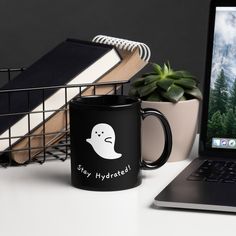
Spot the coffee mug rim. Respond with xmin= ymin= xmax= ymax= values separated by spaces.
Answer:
xmin=70 ymin=95 xmax=141 ymax=109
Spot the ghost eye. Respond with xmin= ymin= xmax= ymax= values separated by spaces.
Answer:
xmin=95 ymin=131 xmax=97 ymax=134
xmin=102 ymin=131 xmax=104 ymax=134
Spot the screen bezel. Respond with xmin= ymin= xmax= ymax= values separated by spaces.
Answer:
xmin=199 ymin=0 xmax=236 ymax=158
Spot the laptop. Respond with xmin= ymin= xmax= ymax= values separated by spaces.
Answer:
xmin=154 ymin=0 xmax=236 ymax=213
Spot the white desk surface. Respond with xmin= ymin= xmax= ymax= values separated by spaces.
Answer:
xmin=0 ymin=136 xmax=235 ymax=236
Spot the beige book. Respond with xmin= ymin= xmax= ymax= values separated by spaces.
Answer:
xmin=10 ymin=35 xmax=150 ymax=164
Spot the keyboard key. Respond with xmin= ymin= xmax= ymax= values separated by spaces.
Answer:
xmin=202 ymin=161 xmax=213 ymax=167
xmin=222 ymin=179 xmax=235 ymax=183
xmin=187 ymin=175 xmax=205 ymax=181
xmin=206 ymin=178 xmax=218 ymax=182
xmin=191 ymin=172 xmax=201 ymax=177
xmin=226 ymin=162 xmax=235 ymax=167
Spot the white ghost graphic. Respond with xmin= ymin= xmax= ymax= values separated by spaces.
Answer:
xmin=86 ymin=123 xmax=122 ymax=160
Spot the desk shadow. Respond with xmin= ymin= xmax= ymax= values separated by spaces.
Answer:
xmin=30 ymin=171 xmax=71 ymax=186
xmin=140 ymin=173 xmax=154 ymax=180
xmin=149 ymin=202 xmax=236 ymax=216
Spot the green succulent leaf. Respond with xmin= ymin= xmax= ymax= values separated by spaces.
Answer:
xmin=146 ymin=91 xmax=163 ymax=101
xmin=152 ymin=63 xmax=162 ymax=75
xmin=142 ymin=72 xmax=158 ymax=77
xmin=172 ymin=70 xmax=196 ymax=79
xmin=167 ymin=74 xmax=181 ymax=80
xmin=184 ymin=87 xmax=203 ymax=100
xmin=167 ymin=61 xmax=171 ymax=70
xmin=162 ymin=84 xmax=184 ymax=102
xmin=174 ymin=78 xmax=197 ymax=89
xmin=137 ymin=81 xmax=157 ymax=97
xmin=132 ymin=77 xmax=145 ymax=87
xmin=156 ymin=78 xmax=175 ymax=91
xmin=179 ymin=95 xmax=187 ymax=101
xmin=144 ymin=75 xmax=161 ymax=85
xmin=163 ymin=63 xmax=169 ymax=75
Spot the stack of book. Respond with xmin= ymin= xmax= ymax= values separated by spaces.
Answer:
xmin=0 ymin=35 xmax=151 ymax=164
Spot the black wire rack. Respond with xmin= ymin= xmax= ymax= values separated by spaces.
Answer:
xmin=0 ymin=67 xmax=129 ymax=167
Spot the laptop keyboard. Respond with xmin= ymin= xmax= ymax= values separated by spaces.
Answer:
xmin=187 ymin=160 xmax=236 ymax=183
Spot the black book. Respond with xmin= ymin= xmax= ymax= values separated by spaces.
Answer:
xmin=0 ymin=38 xmax=121 ymax=152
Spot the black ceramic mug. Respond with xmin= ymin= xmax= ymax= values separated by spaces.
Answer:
xmin=69 ymin=95 xmax=172 ymax=191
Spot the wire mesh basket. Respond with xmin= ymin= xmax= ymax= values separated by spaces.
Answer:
xmin=0 ymin=67 xmax=128 ymax=167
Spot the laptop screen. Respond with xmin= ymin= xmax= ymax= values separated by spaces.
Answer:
xmin=207 ymin=6 xmax=236 ymax=150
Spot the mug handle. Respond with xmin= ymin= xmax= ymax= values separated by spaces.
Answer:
xmin=140 ymin=108 xmax=172 ymax=170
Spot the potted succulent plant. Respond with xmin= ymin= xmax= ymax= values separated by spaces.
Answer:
xmin=129 ymin=62 xmax=202 ymax=162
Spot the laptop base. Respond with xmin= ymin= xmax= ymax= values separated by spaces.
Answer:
xmin=154 ymin=158 xmax=236 ymax=213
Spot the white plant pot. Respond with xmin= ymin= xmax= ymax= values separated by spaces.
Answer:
xmin=141 ymin=99 xmax=200 ymax=162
